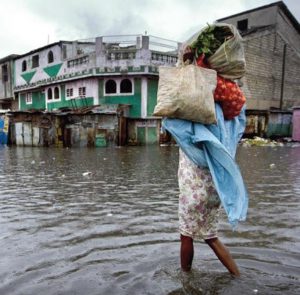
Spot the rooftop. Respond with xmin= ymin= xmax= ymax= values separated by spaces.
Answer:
xmin=217 ymin=1 xmax=300 ymax=34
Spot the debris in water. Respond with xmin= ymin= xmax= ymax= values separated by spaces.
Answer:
xmin=270 ymin=163 xmax=275 ymax=168
xmin=240 ymin=137 xmax=285 ymax=147
xmin=31 ymin=160 xmax=35 ymax=164
xmin=82 ymin=171 xmax=92 ymax=176
xmin=107 ymin=213 xmax=113 ymax=217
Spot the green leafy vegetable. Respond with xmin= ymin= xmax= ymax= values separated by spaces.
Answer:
xmin=190 ymin=24 xmax=233 ymax=58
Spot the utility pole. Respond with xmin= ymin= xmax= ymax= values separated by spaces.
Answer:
xmin=279 ymin=43 xmax=287 ymax=110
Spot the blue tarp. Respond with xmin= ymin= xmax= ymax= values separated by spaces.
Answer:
xmin=0 ymin=116 xmax=8 ymax=145
xmin=162 ymin=104 xmax=248 ymax=227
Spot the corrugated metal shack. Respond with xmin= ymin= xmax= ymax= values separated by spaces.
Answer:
xmin=7 ymin=104 xmax=129 ymax=147
xmin=245 ymin=109 xmax=292 ymax=138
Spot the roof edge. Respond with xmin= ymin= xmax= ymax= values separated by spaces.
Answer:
xmin=0 ymin=54 xmax=20 ymax=63
xmin=14 ymin=41 xmax=73 ymax=60
xmin=217 ymin=1 xmax=300 ymax=34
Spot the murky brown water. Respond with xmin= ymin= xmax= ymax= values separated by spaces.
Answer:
xmin=0 ymin=145 xmax=299 ymax=295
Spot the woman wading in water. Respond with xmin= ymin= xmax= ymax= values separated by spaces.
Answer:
xmin=163 ymin=25 xmax=249 ymax=275
xmin=176 ymin=46 xmax=240 ymax=276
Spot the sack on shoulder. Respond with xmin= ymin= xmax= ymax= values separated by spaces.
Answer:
xmin=153 ymin=64 xmax=217 ymax=124
xmin=207 ymin=23 xmax=246 ymax=80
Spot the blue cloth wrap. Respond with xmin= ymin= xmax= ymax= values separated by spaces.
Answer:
xmin=162 ymin=104 xmax=248 ymax=227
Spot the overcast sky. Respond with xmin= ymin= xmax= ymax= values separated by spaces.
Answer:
xmin=0 ymin=0 xmax=299 ymax=57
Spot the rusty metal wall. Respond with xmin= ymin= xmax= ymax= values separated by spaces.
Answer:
xmin=266 ymin=111 xmax=292 ymax=138
xmin=6 ymin=110 xmax=294 ymax=147
xmin=127 ymin=119 xmax=160 ymax=145
xmin=7 ymin=112 xmax=121 ymax=147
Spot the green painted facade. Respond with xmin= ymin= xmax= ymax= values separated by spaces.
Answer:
xmin=19 ymin=84 xmax=94 ymax=111
xmin=43 ymin=63 xmax=63 ymax=77
xmin=47 ymin=85 xmax=94 ymax=111
xmin=98 ymin=78 xmax=142 ymax=118
xmin=20 ymin=91 xmax=46 ymax=110
xmin=147 ymin=127 xmax=157 ymax=144
xmin=137 ymin=127 xmax=145 ymax=144
xmin=17 ymin=70 xmax=159 ymax=124
xmin=147 ymin=78 xmax=158 ymax=116
xmin=21 ymin=71 xmax=36 ymax=84
xmin=136 ymin=126 xmax=157 ymax=145
xmin=47 ymin=97 xmax=94 ymax=111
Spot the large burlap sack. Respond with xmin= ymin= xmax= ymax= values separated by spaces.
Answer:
xmin=153 ymin=64 xmax=217 ymax=124
xmin=208 ymin=23 xmax=246 ymax=79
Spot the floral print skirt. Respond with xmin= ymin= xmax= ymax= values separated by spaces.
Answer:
xmin=178 ymin=149 xmax=221 ymax=240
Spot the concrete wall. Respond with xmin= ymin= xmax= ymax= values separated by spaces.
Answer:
xmin=0 ymin=59 xmax=14 ymax=108
xmin=218 ymin=6 xmax=278 ymax=31
xmin=218 ymin=3 xmax=300 ymax=110
xmin=15 ymin=44 xmax=64 ymax=86
xmin=242 ymin=29 xmax=300 ymax=110
xmin=276 ymin=9 xmax=300 ymax=51
xmin=13 ymin=35 xmax=178 ymax=115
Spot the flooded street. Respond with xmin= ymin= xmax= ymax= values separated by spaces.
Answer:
xmin=0 ymin=145 xmax=299 ymax=295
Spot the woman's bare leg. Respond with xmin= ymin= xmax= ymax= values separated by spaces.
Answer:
xmin=205 ymin=237 xmax=240 ymax=276
xmin=180 ymin=234 xmax=194 ymax=271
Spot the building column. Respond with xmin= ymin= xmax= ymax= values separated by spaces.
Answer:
xmin=141 ymin=77 xmax=148 ymax=118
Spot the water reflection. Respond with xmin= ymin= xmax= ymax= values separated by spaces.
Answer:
xmin=0 ymin=145 xmax=299 ymax=294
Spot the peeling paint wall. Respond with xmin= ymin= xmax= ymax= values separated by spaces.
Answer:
xmin=127 ymin=119 xmax=160 ymax=145
xmin=8 ymin=111 xmax=123 ymax=147
xmin=266 ymin=111 xmax=292 ymax=138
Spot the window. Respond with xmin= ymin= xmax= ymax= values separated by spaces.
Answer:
xmin=25 ymin=93 xmax=32 ymax=104
xmin=67 ymin=56 xmax=89 ymax=67
xmin=46 ymin=87 xmax=60 ymax=102
xmin=22 ymin=60 xmax=27 ymax=72
xmin=120 ymin=79 xmax=132 ymax=93
xmin=54 ymin=87 xmax=60 ymax=99
xmin=32 ymin=55 xmax=39 ymax=68
xmin=48 ymin=50 xmax=54 ymax=63
xmin=79 ymin=87 xmax=86 ymax=98
xmin=105 ymin=80 xmax=117 ymax=94
xmin=104 ymin=78 xmax=134 ymax=95
xmin=66 ymin=88 xmax=73 ymax=98
xmin=62 ymin=45 xmax=67 ymax=59
xmin=237 ymin=19 xmax=248 ymax=32
xmin=2 ymin=64 xmax=8 ymax=82
xmin=47 ymin=88 xmax=53 ymax=100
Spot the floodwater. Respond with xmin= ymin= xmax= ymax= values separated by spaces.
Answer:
xmin=0 ymin=145 xmax=299 ymax=295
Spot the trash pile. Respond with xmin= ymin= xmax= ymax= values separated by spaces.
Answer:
xmin=240 ymin=137 xmax=284 ymax=147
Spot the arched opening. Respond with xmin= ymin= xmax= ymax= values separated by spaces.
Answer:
xmin=48 ymin=50 xmax=54 ymax=63
xmin=54 ymin=87 xmax=59 ymax=99
xmin=105 ymin=79 xmax=117 ymax=94
xmin=120 ymin=79 xmax=132 ymax=93
xmin=47 ymin=88 xmax=53 ymax=100
xmin=22 ymin=60 xmax=27 ymax=72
